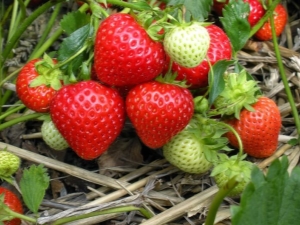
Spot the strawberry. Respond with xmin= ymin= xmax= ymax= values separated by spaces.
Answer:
xmin=126 ymin=76 xmax=194 ymax=149
xmin=254 ymin=4 xmax=288 ymax=41
xmin=41 ymin=119 xmax=69 ymax=151
xmin=0 ymin=187 xmax=23 ymax=225
xmin=211 ymin=155 xmax=254 ymax=197
xmin=224 ymin=97 xmax=282 ymax=158
xmin=16 ymin=56 xmax=63 ymax=113
xmin=94 ymin=13 xmax=166 ymax=87
xmin=50 ymin=80 xmax=125 ymax=160
xmin=163 ymin=22 xmax=210 ymax=68
xmin=163 ymin=116 xmax=229 ymax=174
xmin=213 ymin=0 xmax=265 ymax=27
xmin=0 ymin=151 xmax=20 ymax=179
xmin=166 ymin=24 xmax=232 ymax=89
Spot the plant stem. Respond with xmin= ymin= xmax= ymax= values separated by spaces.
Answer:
xmin=218 ymin=121 xmax=244 ymax=158
xmin=30 ymin=2 xmax=63 ymax=57
xmin=204 ymin=178 xmax=237 ymax=225
xmin=28 ymin=2 xmax=90 ymax=61
xmin=0 ymin=113 xmax=42 ymax=131
xmin=0 ymin=105 xmax=25 ymax=121
xmin=51 ymin=206 xmax=153 ymax=225
xmin=3 ymin=207 xmax=37 ymax=223
xmin=1 ymin=0 xmax=66 ymax=64
xmin=107 ymin=0 xmax=151 ymax=11
xmin=269 ymin=8 xmax=300 ymax=141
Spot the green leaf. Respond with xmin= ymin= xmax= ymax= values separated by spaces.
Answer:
xmin=60 ymin=11 xmax=91 ymax=35
xmin=208 ymin=60 xmax=235 ymax=106
xmin=167 ymin=0 xmax=212 ymax=22
xmin=287 ymin=138 xmax=299 ymax=146
xmin=57 ymin=24 xmax=94 ymax=73
xmin=19 ymin=165 xmax=50 ymax=214
xmin=220 ymin=0 xmax=251 ymax=53
xmin=231 ymin=156 xmax=300 ymax=225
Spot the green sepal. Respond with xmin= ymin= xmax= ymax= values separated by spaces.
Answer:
xmin=211 ymin=69 xmax=260 ymax=119
xmin=30 ymin=54 xmax=63 ymax=91
xmin=187 ymin=115 xmax=231 ymax=163
xmin=155 ymin=72 xmax=190 ymax=88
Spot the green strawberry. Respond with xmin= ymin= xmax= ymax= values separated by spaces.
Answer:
xmin=41 ymin=119 xmax=69 ymax=151
xmin=163 ymin=116 xmax=229 ymax=174
xmin=0 ymin=150 xmax=20 ymax=179
xmin=163 ymin=22 xmax=210 ymax=68
xmin=211 ymin=155 xmax=254 ymax=197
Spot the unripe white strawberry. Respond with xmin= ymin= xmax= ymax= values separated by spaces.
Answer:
xmin=0 ymin=150 xmax=20 ymax=178
xmin=163 ymin=22 xmax=210 ymax=68
xmin=163 ymin=116 xmax=228 ymax=174
xmin=41 ymin=120 xmax=69 ymax=150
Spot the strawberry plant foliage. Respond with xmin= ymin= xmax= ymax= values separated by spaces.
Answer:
xmin=208 ymin=59 xmax=235 ymax=106
xmin=19 ymin=164 xmax=50 ymax=214
xmin=220 ymin=0 xmax=251 ymax=53
xmin=60 ymin=11 xmax=91 ymax=35
xmin=57 ymin=24 xmax=94 ymax=73
xmin=231 ymin=156 xmax=300 ymax=225
xmin=167 ymin=0 xmax=212 ymax=21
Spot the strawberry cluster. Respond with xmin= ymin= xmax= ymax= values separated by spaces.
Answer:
xmin=14 ymin=0 xmax=283 ymax=198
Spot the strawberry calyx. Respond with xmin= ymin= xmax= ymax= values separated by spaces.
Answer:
xmin=211 ymin=69 xmax=260 ymax=119
xmin=29 ymin=54 xmax=64 ymax=91
xmin=156 ymin=72 xmax=190 ymax=88
xmin=187 ymin=115 xmax=231 ymax=163
xmin=194 ymin=96 xmax=209 ymax=115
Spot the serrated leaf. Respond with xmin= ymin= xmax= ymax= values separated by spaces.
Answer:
xmin=208 ymin=60 xmax=235 ymax=106
xmin=167 ymin=0 xmax=212 ymax=22
xmin=57 ymin=24 xmax=94 ymax=73
xmin=231 ymin=156 xmax=300 ymax=225
xmin=19 ymin=165 xmax=50 ymax=214
xmin=60 ymin=11 xmax=91 ymax=35
xmin=220 ymin=0 xmax=250 ymax=53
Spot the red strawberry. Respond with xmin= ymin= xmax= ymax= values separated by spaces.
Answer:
xmin=16 ymin=57 xmax=63 ymax=113
xmin=94 ymin=13 xmax=166 ymax=87
xmin=0 ymin=187 xmax=23 ymax=225
xmin=50 ymin=80 xmax=125 ymax=160
xmin=224 ymin=97 xmax=281 ymax=158
xmin=213 ymin=0 xmax=265 ymax=27
xmin=165 ymin=25 xmax=232 ymax=89
xmin=126 ymin=78 xmax=194 ymax=148
xmin=254 ymin=4 xmax=287 ymax=41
